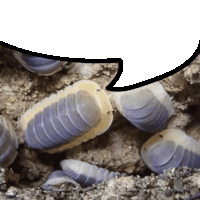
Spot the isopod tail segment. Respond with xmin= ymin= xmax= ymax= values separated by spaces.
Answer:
xmin=141 ymin=129 xmax=200 ymax=174
xmin=60 ymin=159 xmax=127 ymax=187
xmin=112 ymin=81 xmax=174 ymax=133
xmin=41 ymin=170 xmax=81 ymax=191
xmin=0 ymin=116 xmax=18 ymax=167
xmin=19 ymin=80 xmax=113 ymax=154
xmin=13 ymin=51 xmax=67 ymax=76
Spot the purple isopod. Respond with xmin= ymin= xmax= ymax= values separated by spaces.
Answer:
xmin=141 ymin=129 xmax=200 ymax=174
xmin=19 ymin=80 xmax=113 ymax=154
xmin=41 ymin=170 xmax=81 ymax=191
xmin=0 ymin=116 xmax=18 ymax=167
xmin=113 ymin=81 xmax=174 ymax=133
xmin=60 ymin=159 xmax=127 ymax=187
xmin=13 ymin=51 xmax=67 ymax=76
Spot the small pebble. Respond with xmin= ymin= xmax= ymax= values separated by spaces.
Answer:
xmin=174 ymin=179 xmax=183 ymax=193
xmin=5 ymin=186 xmax=19 ymax=198
xmin=171 ymin=167 xmax=175 ymax=174
xmin=165 ymin=189 xmax=173 ymax=197
xmin=190 ymin=187 xmax=200 ymax=196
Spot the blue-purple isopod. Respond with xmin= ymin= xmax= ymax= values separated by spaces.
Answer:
xmin=60 ymin=159 xmax=127 ymax=187
xmin=19 ymin=80 xmax=113 ymax=154
xmin=13 ymin=51 xmax=67 ymax=76
xmin=141 ymin=129 xmax=200 ymax=174
xmin=41 ymin=170 xmax=81 ymax=191
xmin=0 ymin=116 xmax=18 ymax=167
xmin=113 ymin=81 xmax=174 ymax=133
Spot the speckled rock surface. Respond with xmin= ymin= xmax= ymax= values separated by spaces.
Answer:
xmin=1 ymin=44 xmax=200 ymax=199
xmin=1 ymin=167 xmax=200 ymax=200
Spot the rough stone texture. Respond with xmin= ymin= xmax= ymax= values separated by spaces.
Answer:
xmin=160 ymin=57 xmax=200 ymax=142
xmin=1 ymin=44 xmax=200 ymax=199
xmin=1 ymin=167 xmax=200 ymax=200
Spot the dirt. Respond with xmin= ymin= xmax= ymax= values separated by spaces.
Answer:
xmin=0 ymin=45 xmax=200 ymax=199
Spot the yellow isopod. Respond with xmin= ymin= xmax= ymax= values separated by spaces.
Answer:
xmin=19 ymin=80 xmax=113 ymax=154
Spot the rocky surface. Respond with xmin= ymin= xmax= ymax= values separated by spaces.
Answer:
xmin=0 ymin=44 xmax=200 ymax=199
xmin=1 ymin=166 xmax=200 ymax=200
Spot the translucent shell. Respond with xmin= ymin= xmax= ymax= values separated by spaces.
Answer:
xmin=13 ymin=51 xmax=66 ymax=76
xmin=41 ymin=170 xmax=80 ymax=191
xmin=19 ymin=80 xmax=113 ymax=154
xmin=60 ymin=159 xmax=127 ymax=187
xmin=0 ymin=116 xmax=18 ymax=167
xmin=141 ymin=129 xmax=200 ymax=174
xmin=113 ymin=81 xmax=174 ymax=133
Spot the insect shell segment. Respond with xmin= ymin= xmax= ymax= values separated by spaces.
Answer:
xmin=112 ymin=81 xmax=174 ymax=133
xmin=141 ymin=129 xmax=200 ymax=174
xmin=60 ymin=159 xmax=127 ymax=187
xmin=19 ymin=80 xmax=113 ymax=154
xmin=41 ymin=170 xmax=81 ymax=191
xmin=0 ymin=116 xmax=18 ymax=167
xmin=13 ymin=51 xmax=66 ymax=76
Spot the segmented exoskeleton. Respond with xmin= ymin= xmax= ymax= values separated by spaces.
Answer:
xmin=60 ymin=159 xmax=127 ymax=187
xmin=19 ymin=80 xmax=113 ymax=153
xmin=0 ymin=116 xmax=18 ymax=167
xmin=41 ymin=170 xmax=81 ymax=191
xmin=113 ymin=81 xmax=174 ymax=133
xmin=13 ymin=51 xmax=67 ymax=76
xmin=141 ymin=129 xmax=200 ymax=173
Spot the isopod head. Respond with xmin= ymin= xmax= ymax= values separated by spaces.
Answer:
xmin=13 ymin=51 xmax=66 ymax=76
xmin=19 ymin=80 xmax=113 ymax=153
xmin=0 ymin=116 xmax=18 ymax=167
xmin=141 ymin=129 xmax=200 ymax=174
xmin=112 ymin=81 xmax=174 ymax=133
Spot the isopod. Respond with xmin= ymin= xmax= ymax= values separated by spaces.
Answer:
xmin=60 ymin=159 xmax=127 ymax=187
xmin=41 ymin=170 xmax=81 ymax=191
xmin=0 ymin=116 xmax=18 ymax=167
xmin=13 ymin=51 xmax=67 ymax=76
xmin=19 ymin=80 xmax=113 ymax=153
xmin=141 ymin=129 xmax=200 ymax=174
xmin=112 ymin=81 xmax=174 ymax=133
